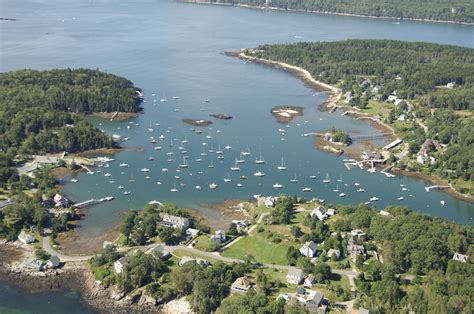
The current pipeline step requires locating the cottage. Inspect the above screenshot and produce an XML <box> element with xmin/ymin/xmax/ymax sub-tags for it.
<box><xmin>147</xmin><ymin>244</ymin><xmax>171</xmax><ymax>259</ymax></box>
<box><xmin>264</xmin><ymin>196</ymin><xmax>277</xmax><ymax>208</ymax></box>
<box><xmin>232</xmin><ymin>219</ymin><xmax>250</xmax><ymax>232</ymax></box>
<box><xmin>160</xmin><ymin>214</ymin><xmax>190</xmax><ymax>229</ymax></box>
<box><xmin>294</xmin><ymin>289</ymin><xmax>325</xmax><ymax>312</ymax></box>
<box><xmin>114</xmin><ymin>256</ymin><xmax>130</xmax><ymax>274</ymax></box>
<box><xmin>326</xmin><ymin>208</ymin><xmax>335</xmax><ymax>216</ymax></box>
<box><xmin>231</xmin><ymin>276</ymin><xmax>253</xmax><ymax>293</ymax></box>
<box><xmin>18</xmin><ymin>230</ymin><xmax>35</xmax><ymax>244</ymax></box>
<box><xmin>304</xmin><ymin>275</ymin><xmax>315</xmax><ymax>287</ymax></box>
<box><xmin>452</xmin><ymin>253</ymin><xmax>468</xmax><ymax>263</ymax></box>
<box><xmin>347</xmin><ymin>238</ymin><xmax>366</xmax><ymax>262</ymax></box>
<box><xmin>300</xmin><ymin>241</ymin><xmax>318</xmax><ymax>258</ymax></box>
<box><xmin>350</xmin><ymin>229</ymin><xmax>367</xmax><ymax>240</ymax></box>
<box><xmin>361</xmin><ymin>151</ymin><xmax>382</xmax><ymax>161</ymax></box>
<box><xmin>447</xmin><ymin>82</ymin><xmax>455</xmax><ymax>89</ymax></box>
<box><xmin>211</xmin><ymin>230</ymin><xmax>226</xmax><ymax>243</ymax></box>
<box><xmin>286</xmin><ymin>268</ymin><xmax>304</xmax><ymax>285</ymax></box>
<box><xmin>46</xmin><ymin>256</ymin><xmax>60</xmax><ymax>269</ymax></box>
<box><xmin>311</xmin><ymin>206</ymin><xmax>327</xmax><ymax>221</ymax></box>
<box><xmin>185</xmin><ymin>228</ymin><xmax>200</xmax><ymax>238</ymax></box>
<box><xmin>327</xmin><ymin>249</ymin><xmax>341</xmax><ymax>260</ymax></box>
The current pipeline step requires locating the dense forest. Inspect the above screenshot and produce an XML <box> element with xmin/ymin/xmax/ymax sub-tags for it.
<box><xmin>250</xmin><ymin>40</ymin><xmax>474</xmax><ymax>191</ymax></box>
<box><xmin>193</xmin><ymin>0</ymin><xmax>474</xmax><ymax>23</ymax></box>
<box><xmin>0</xmin><ymin>69</ymin><xmax>142</xmax><ymax>186</ymax></box>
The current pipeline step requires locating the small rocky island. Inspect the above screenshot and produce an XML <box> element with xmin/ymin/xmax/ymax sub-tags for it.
<box><xmin>315</xmin><ymin>129</ymin><xmax>352</xmax><ymax>156</ymax></box>
<box><xmin>182</xmin><ymin>119</ymin><xmax>213</xmax><ymax>126</ymax></box>
<box><xmin>271</xmin><ymin>106</ymin><xmax>304</xmax><ymax>123</ymax></box>
<box><xmin>210</xmin><ymin>114</ymin><xmax>232</xmax><ymax>120</ymax></box>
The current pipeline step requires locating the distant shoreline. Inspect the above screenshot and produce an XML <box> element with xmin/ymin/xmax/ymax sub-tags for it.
<box><xmin>179</xmin><ymin>0</ymin><xmax>474</xmax><ymax>26</ymax></box>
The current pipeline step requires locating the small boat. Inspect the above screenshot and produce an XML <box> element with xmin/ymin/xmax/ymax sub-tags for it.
<box><xmin>166</xmin><ymin>152</ymin><xmax>174</xmax><ymax>156</ymax></box>
<box><xmin>277</xmin><ymin>157</ymin><xmax>287</xmax><ymax>170</ymax></box>
<box><xmin>225</xmin><ymin>145</ymin><xmax>232</xmax><ymax>150</ymax></box>
<box><xmin>119</xmin><ymin>163</ymin><xmax>129</xmax><ymax>167</ymax></box>
<box><xmin>402</xmin><ymin>187</ymin><xmax>408</xmax><ymax>191</ymax></box>
<box><xmin>397</xmin><ymin>197</ymin><xmax>404</xmax><ymax>201</ymax></box>
<box><xmin>104</xmin><ymin>196</ymin><xmax>114</xmax><ymax>201</ymax></box>
<box><xmin>254</xmin><ymin>171</ymin><xmax>265</xmax><ymax>177</ymax></box>
<box><xmin>209</xmin><ymin>183</ymin><xmax>218</xmax><ymax>189</ymax></box>
<box><xmin>302</xmin><ymin>187</ymin><xmax>311</xmax><ymax>192</ymax></box>
<box><xmin>323</xmin><ymin>173</ymin><xmax>331</xmax><ymax>183</ymax></box>
<box><xmin>224</xmin><ymin>174</ymin><xmax>231</xmax><ymax>182</ymax></box>
<box><xmin>333</xmin><ymin>184</ymin><xmax>339</xmax><ymax>192</ymax></box>
<box><xmin>309</xmin><ymin>175</ymin><xmax>317</xmax><ymax>179</ymax></box>
<box><xmin>236</xmin><ymin>153</ymin><xmax>245</xmax><ymax>164</ymax></box>
<box><xmin>167</xmin><ymin>159</ymin><xmax>173</xmax><ymax>162</ymax></box>
<box><xmin>230</xmin><ymin>160</ymin><xmax>240</xmax><ymax>171</ymax></box>
<box><xmin>159</xmin><ymin>134</ymin><xmax>166</xmax><ymax>139</ymax></box>
<box><xmin>174</xmin><ymin>176</ymin><xmax>180</xmax><ymax>180</ymax></box>
<box><xmin>148</xmin><ymin>156</ymin><xmax>155</xmax><ymax>161</ymax></box>
<box><xmin>217</xmin><ymin>155</ymin><xmax>224</xmax><ymax>160</ymax></box>
<box><xmin>354</xmin><ymin>182</ymin><xmax>360</xmax><ymax>186</ymax></box>
<box><xmin>170</xmin><ymin>183</ymin><xmax>178</xmax><ymax>192</ymax></box>
<box><xmin>179</xmin><ymin>158</ymin><xmax>188</xmax><ymax>168</ymax></box>
<box><xmin>356</xmin><ymin>188</ymin><xmax>365</xmax><ymax>192</ymax></box>
<box><xmin>208</xmin><ymin>160</ymin><xmax>215</xmax><ymax>168</ymax></box>
<box><xmin>337</xmin><ymin>174</ymin><xmax>343</xmax><ymax>182</ymax></box>
<box><xmin>273</xmin><ymin>183</ymin><xmax>283</xmax><ymax>189</ymax></box>
<box><xmin>290</xmin><ymin>173</ymin><xmax>298</xmax><ymax>183</ymax></box>
<box><xmin>118</xmin><ymin>186</ymin><xmax>124</xmax><ymax>189</ymax></box>
<box><xmin>145</xmin><ymin>176</ymin><xmax>151</xmax><ymax>180</ymax></box>
<box><xmin>173</xmin><ymin>96</ymin><xmax>179</xmax><ymax>99</ymax></box>
<box><xmin>339</xmin><ymin>193</ymin><xmax>347</xmax><ymax>197</ymax></box>
<box><xmin>161</xmin><ymin>168</ymin><xmax>168</xmax><ymax>172</ymax></box>
<box><xmin>104</xmin><ymin>173</ymin><xmax>111</xmax><ymax>177</ymax></box>
<box><xmin>237</xmin><ymin>183</ymin><xmax>243</xmax><ymax>187</ymax></box>
<box><xmin>364</xmin><ymin>201</ymin><xmax>371</xmax><ymax>205</ymax></box>
<box><xmin>440</xmin><ymin>200</ymin><xmax>445</xmax><ymax>206</ymax></box>
<box><xmin>240</xmin><ymin>176</ymin><xmax>247</xmax><ymax>180</ymax></box>
<box><xmin>195</xmin><ymin>185</ymin><xmax>201</xmax><ymax>190</ymax></box>
<box><xmin>141</xmin><ymin>168</ymin><xmax>150</xmax><ymax>172</ymax></box>
<box><xmin>123</xmin><ymin>191</ymin><xmax>131</xmax><ymax>195</ymax></box>
<box><xmin>157</xmin><ymin>181</ymin><xmax>162</xmax><ymax>185</ymax></box>
<box><xmin>255</xmin><ymin>152</ymin><xmax>265</xmax><ymax>164</ymax></box>
<box><xmin>370</xmin><ymin>197</ymin><xmax>379</xmax><ymax>202</ymax></box>
<box><xmin>216</xmin><ymin>145</ymin><xmax>223</xmax><ymax>154</ymax></box>
<box><xmin>195</xmin><ymin>158</ymin><xmax>203</xmax><ymax>162</ymax></box>
<box><xmin>242</xmin><ymin>147</ymin><xmax>251</xmax><ymax>156</ymax></box>
<box><xmin>70</xmin><ymin>178</ymin><xmax>78</xmax><ymax>183</ymax></box>
<box><xmin>150</xmin><ymin>139</ymin><xmax>157</xmax><ymax>143</ymax></box>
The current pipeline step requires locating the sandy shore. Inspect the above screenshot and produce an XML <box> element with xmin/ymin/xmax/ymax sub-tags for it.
<box><xmin>180</xmin><ymin>0</ymin><xmax>473</xmax><ymax>25</ymax></box>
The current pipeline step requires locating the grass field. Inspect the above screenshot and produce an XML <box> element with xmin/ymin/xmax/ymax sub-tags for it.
<box><xmin>362</xmin><ymin>100</ymin><xmax>392</xmax><ymax>119</ymax></box>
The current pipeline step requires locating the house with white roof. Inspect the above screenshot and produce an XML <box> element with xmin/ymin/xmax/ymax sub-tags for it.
<box><xmin>452</xmin><ymin>252</ymin><xmax>468</xmax><ymax>263</ymax></box>
<box><xmin>160</xmin><ymin>214</ymin><xmax>190</xmax><ymax>229</ymax></box>
<box><xmin>18</xmin><ymin>230</ymin><xmax>35</xmax><ymax>245</ymax></box>
<box><xmin>327</xmin><ymin>249</ymin><xmax>341</xmax><ymax>260</ymax></box>
<box><xmin>114</xmin><ymin>256</ymin><xmax>130</xmax><ymax>274</ymax></box>
<box><xmin>300</xmin><ymin>241</ymin><xmax>318</xmax><ymax>257</ymax></box>
<box><xmin>286</xmin><ymin>268</ymin><xmax>304</xmax><ymax>285</ymax></box>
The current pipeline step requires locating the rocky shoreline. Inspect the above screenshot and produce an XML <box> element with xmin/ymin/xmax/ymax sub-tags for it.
<box><xmin>270</xmin><ymin>105</ymin><xmax>304</xmax><ymax>123</ymax></box>
<box><xmin>182</xmin><ymin>118</ymin><xmax>213</xmax><ymax>126</ymax></box>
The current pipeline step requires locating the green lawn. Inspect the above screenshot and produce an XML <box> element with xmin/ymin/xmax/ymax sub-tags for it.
<box><xmin>193</xmin><ymin>235</ymin><xmax>216</xmax><ymax>252</ymax></box>
<box><xmin>221</xmin><ymin>232</ymin><xmax>295</xmax><ymax>265</ymax></box>
<box><xmin>362</xmin><ymin>100</ymin><xmax>392</xmax><ymax>119</ymax></box>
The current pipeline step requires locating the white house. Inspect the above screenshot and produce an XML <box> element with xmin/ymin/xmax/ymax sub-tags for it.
<box><xmin>18</xmin><ymin>230</ymin><xmax>35</xmax><ymax>244</ymax></box>
<box><xmin>452</xmin><ymin>253</ymin><xmax>468</xmax><ymax>263</ymax></box>
<box><xmin>46</xmin><ymin>256</ymin><xmax>60</xmax><ymax>269</ymax></box>
<box><xmin>160</xmin><ymin>214</ymin><xmax>190</xmax><ymax>229</ymax></box>
<box><xmin>264</xmin><ymin>196</ymin><xmax>277</xmax><ymax>208</ymax></box>
<box><xmin>114</xmin><ymin>256</ymin><xmax>130</xmax><ymax>274</ymax></box>
<box><xmin>300</xmin><ymin>241</ymin><xmax>318</xmax><ymax>257</ymax></box>
<box><xmin>326</xmin><ymin>208</ymin><xmax>335</xmax><ymax>216</ymax></box>
<box><xmin>447</xmin><ymin>82</ymin><xmax>455</xmax><ymax>89</ymax></box>
<box><xmin>286</xmin><ymin>268</ymin><xmax>304</xmax><ymax>285</ymax></box>
<box><xmin>147</xmin><ymin>244</ymin><xmax>171</xmax><ymax>259</ymax></box>
<box><xmin>327</xmin><ymin>249</ymin><xmax>341</xmax><ymax>260</ymax></box>
<box><xmin>350</xmin><ymin>229</ymin><xmax>367</xmax><ymax>240</ymax></box>
<box><xmin>294</xmin><ymin>289</ymin><xmax>325</xmax><ymax>312</ymax></box>
<box><xmin>185</xmin><ymin>228</ymin><xmax>200</xmax><ymax>238</ymax></box>
<box><xmin>311</xmin><ymin>206</ymin><xmax>327</xmax><ymax>221</ymax></box>
<box><xmin>304</xmin><ymin>274</ymin><xmax>315</xmax><ymax>287</ymax></box>
<box><xmin>211</xmin><ymin>230</ymin><xmax>226</xmax><ymax>243</ymax></box>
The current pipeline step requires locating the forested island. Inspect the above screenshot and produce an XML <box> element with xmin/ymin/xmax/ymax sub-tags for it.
<box><xmin>240</xmin><ymin>39</ymin><xmax>474</xmax><ymax>195</ymax></box>
<box><xmin>0</xmin><ymin>69</ymin><xmax>142</xmax><ymax>187</ymax></box>
<box><xmin>182</xmin><ymin>0</ymin><xmax>474</xmax><ymax>24</ymax></box>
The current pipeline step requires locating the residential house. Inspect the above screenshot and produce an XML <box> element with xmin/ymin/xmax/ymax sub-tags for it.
<box><xmin>361</xmin><ymin>151</ymin><xmax>382</xmax><ymax>161</ymax></box>
<box><xmin>46</xmin><ymin>256</ymin><xmax>60</xmax><ymax>269</ymax></box>
<box><xmin>350</xmin><ymin>229</ymin><xmax>367</xmax><ymax>240</ymax></box>
<box><xmin>179</xmin><ymin>256</ymin><xmax>209</xmax><ymax>267</ymax></box>
<box><xmin>232</xmin><ymin>219</ymin><xmax>250</xmax><ymax>232</ymax></box>
<box><xmin>231</xmin><ymin>276</ymin><xmax>253</xmax><ymax>293</ymax></box>
<box><xmin>447</xmin><ymin>82</ymin><xmax>455</xmax><ymax>89</ymax></box>
<box><xmin>147</xmin><ymin>244</ymin><xmax>171</xmax><ymax>259</ymax></box>
<box><xmin>114</xmin><ymin>256</ymin><xmax>130</xmax><ymax>274</ymax></box>
<box><xmin>397</xmin><ymin>113</ymin><xmax>407</xmax><ymax>121</ymax></box>
<box><xmin>185</xmin><ymin>228</ymin><xmax>200</xmax><ymax>238</ymax></box>
<box><xmin>53</xmin><ymin>194</ymin><xmax>70</xmax><ymax>208</ymax></box>
<box><xmin>211</xmin><ymin>230</ymin><xmax>226</xmax><ymax>243</ymax></box>
<box><xmin>417</xmin><ymin>153</ymin><xmax>436</xmax><ymax>165</ymax></box>
<box><xmin>264</xmin><ymin>196</ymin><xmax>277</xmax><ymax>208</ymax></box>
<box><xmin>452</xmin><ymin>253</ymin><xmax>468</xmax><ymax>263</ymax></box>
<box><xmin>347</xmin><ymin>238</ymin><xmax>366</xmax><ymax>263</ymax></box>
<box><xmin>344</xmin><ymin>91</ymin><xmax>353</xmax><ymax>103</ymax></box>
<box><xmin>18</xmin><ymin>230</ymin><xmax>35</xmax><ymax>245</ymax></box>
<box><xmin>327</xmin><ymin>249</ymin><xmax>341</xmax><ymax>260</ymax></box>
<box><xmin>294</xmin><ymin>289</ymin><xmax>325</xmax><ymax>313</ymax></box>
<box><xmin>304</xmin><ymin>275</ymin><xmax>315</xmax><ymax>287</ymax></box>
<box><xmin>311</xmin><ymin>206</ymin><xmax>327</xmax><ymax>221</ymax></box>
<box><xmin>326</xmin><ymin>208</ymin><xmax>335</xmax><ymax>216</ymax></box>
<box><xmin>160</xmin><ymin>214</ymin><xmax>190</xmax><ymax>229</ymax></box>
<box><xmin>286</xmin><ymin>268</ymin><xmax>304</xmax><ymax>285</ymax></box>
<box><xmin>300</xmin><ymin>241</ymin><xmax>318</xmax><ymax>258</ymax></box>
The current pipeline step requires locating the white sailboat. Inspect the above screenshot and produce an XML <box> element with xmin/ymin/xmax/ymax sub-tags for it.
<box><xmin>290</xmin><ymin>173</ymin><xmax>298</xmax><ymax>183</ymax></box>
<box><xmin>208</xmin><ymin>160</ymin><xmax>214</xmax><ymax>168</ymax></box>
<box><xmin>277</xmin><ymin>157</ymin><xmax>287</xmax><ymax>170</ymax></box>
<box><xmin>224</xmin><ymin>173</ymin><xmax>231</xmax><ymax>182</ymax></box>
<box><xmin>170</xmin><ymin>183</ymin><xmax>178</xmax><ymax>192</ymax></box>
<box><xmin>255</xmin><ymin>152</ymin><xmax>265</xmax><ymax>164</ymax></box>
<box><xmin>337</xmin><ymin>174</ymin><xmax>343</xmax><ymax>182</ymax></box>
<box><xmin>236</xmin><ymin>152</ymin><xmax>245</xmax><ymax>164</ymax></box>
<box><xmin>230</xmin><ymin>160</ymin><xmax>240</xmax><ymax>171</ymax></box>
<box><xmin>273</xmin><ymin>183</ymin><xmax>283</xmax><ymax>189</ymax></box>
<box><xmin>254</xmin><ymin>171</ymin><xmax>265</xmax><ymax>177</ymax></box>
<box><xmin>209</xmin><ymin>183</ymin><xmax>218</xmax><ymax>189</ymax></box>
<box><xmin>323</xmin><ymin>173</ymin><xmax>331</xmax><ymax>183</ymax></box>
<box><xmin>179</xmin><ymin>157</ymin><xmax>188</xmax><ymax>168</ymax></box>
<box><xmin>242</xmin><ymin>147</ymin><xmax>251</xmax><ymax>156</ymax></box>
<box><xmin>333</xmin><ymin>184</ymin><xmax>339</xmax><ymax>192</ymax></box>
<box><xmin>302</xmin><ymin>187</ymin><xmax>311</xmax><ymax>192</ymax></box>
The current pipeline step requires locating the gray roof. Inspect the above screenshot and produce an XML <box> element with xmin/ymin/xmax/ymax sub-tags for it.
<box><xmin>312</xmin><ymin>291</ymin><xmax>324</xmax><ymax>306</ymax></box>
<box><xmin>287</xmin><ymin>267</ymin><xmax>304</xmax><ymax>278</ymax></box>
<box><xmin>49</xmin><ymin>255</ymin><xmax>60</xmax><ymax>265</ymax></box>
<box><xmin>301</xmin><ymin>241</ymin><xmax>317</xmax><ymax>251</ymax></box>
<box><xmin>117</xmin><ymin>256</ymin><xmax>130</xmax><ymax>265</ymax></box>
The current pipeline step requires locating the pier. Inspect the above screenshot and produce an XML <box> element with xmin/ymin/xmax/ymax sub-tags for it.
<box><xmin>73</xmin><ymin>196</ymin><xmax>114</xmax><ymax>208</ymax></box>
<box><xmin>424</xmin><ymin>185</ymin><xmax>451</xmax><ymax>192</ymax></box>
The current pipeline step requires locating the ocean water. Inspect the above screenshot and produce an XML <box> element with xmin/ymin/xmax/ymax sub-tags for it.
<box><xmin>1</xmin><ymin>0</ymin><xmax>473</xmax><ymax>311</ymax></box>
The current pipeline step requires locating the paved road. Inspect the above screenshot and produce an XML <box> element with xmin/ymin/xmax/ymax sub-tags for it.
<box><xmin>43</xmin><ymin>236</ymin><xmax>93</xmax><ymax>262</ymax></box>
